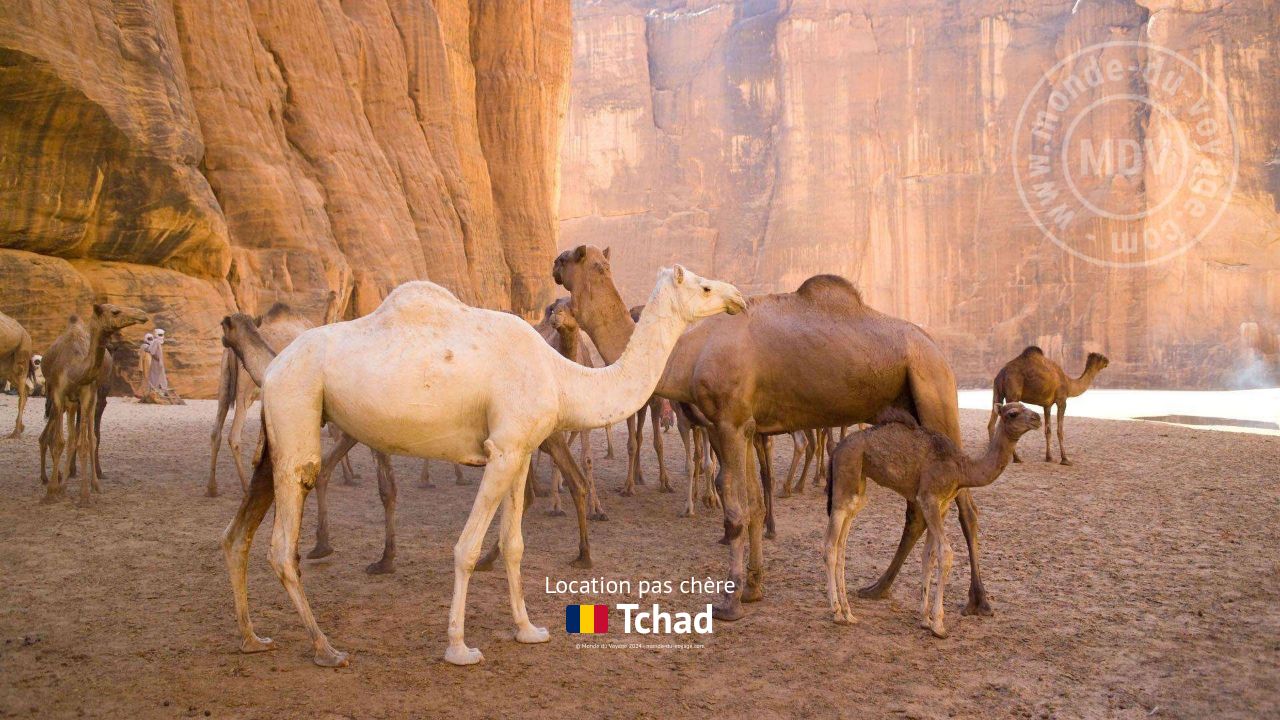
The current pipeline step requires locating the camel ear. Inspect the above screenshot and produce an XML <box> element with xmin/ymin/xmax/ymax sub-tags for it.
<box><xmin>603</xmin><ymin>246</ymin><xmax>611</xmax><ymax>260</ymax></box>
<box><xmin>573</xmin><ymin>245</ymin><xmax>587</xmax><ymax>262</ymax></box>
<box><xmin>673</xmin><ymin>265</ymin><xmax>686</xmax><ymax>284</ymax></box>
<box><xmin>93</xmin><ymin>304</ymin><xmax>105</xmax><ymax>317</ymax></box>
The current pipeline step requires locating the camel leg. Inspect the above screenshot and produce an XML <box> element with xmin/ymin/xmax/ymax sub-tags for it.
<box><xmin>603</xmin><ymin>423</ymin><xmax>615</xmax><ymax>459</ymax></box>
<box><xmin>339</xmin><ymin>454</ymin><xmax>357</xmax><ymax>485</ymax></box>
<box><xmin>92</xmin><ymin>391</ymin><xmax>106</xmax><ymax>484</ymax></box>
<box><xmin>66</xmin><ymin>405</ymin><xmax>80</xmax><ymax>479</ymax></box>
<box><xmin>546</xmin><ymin>444</ymin><xmax>566</xmax><ymax>516</ymax></box>
<box><xmin>268</xmin><ymin>467</ymin><xmax>348</xmax><ymax>667</ymax></box>
<box><xmin>858</xmin><ymin>502</ymin><xmax>925</xmax><ymax>599</ymax></box>
<box><xmin>955</xmin><ymin>489</ymin><xmax>992</xmax><ymax>616</ymax></box>
<box><xmin>454</xmin><ymin>463</ymin><xmax>468</xmax><ymax>485</ymax></box>
<box><xmin>75</xmin><ymin>391</ymin><xmax>97</xmax><ymax>505</ymax></box>
<box><xmin>498</xmin><ymin>452</ymin><xmax>549</xmax><ymax>646</ymax></box>
<box><xmin>779</xmin><ymin>432</ymin><xmax>802</xmax><ymax>497</ymax></box>
<box><xmin>796</xmin><ymin>429</ymin><xmax>816</xmax><ymax>493</ymax></box>
<box><xmin>221</xmin><ymin>434</ymin><xmax>277</xmax><ymax>654</ymax></box>
<box><xmin>7</xmin><ymin>354</ymin><xmax>29</xmax><ymax>439</ymax></box>
<box><xmin>919</xmin><ymin>499</ymin><xmax>952</xmax><ymax>638</ymax></box>
<box><xmin>365</xmin><ymin>450</ymin><xmax>397</xmax><ymax>574</ymax></box>
<box><xmin>622</xmin><ymin>413</ymin><xmax>640</xmax><ymax>495</ymax></box>
<box><xmin>307</xmin><ymin>432</ymin><xmax>358</xmax><ymax>560</ymax></box>
<box><xmin>446</xmin><ymin>440</ymin><xmax>527</xmax><ymax>666</ymax></box>
<box><xmin>42</xmin><ymin>405</ymin><xmax>67</xmax><ymax>503</ymax></box>
<box><xmin>825</xmin><ymin>446</ymin><xmax>866</xmax><ymax>624</ymax></box>
<box><xmin>753</xmin><ymin>434</ymin><xmax>776</xmax><ymax>539</ymax></box>
<box><xmin>1057</xmin><ymin>402</ymin><xmax>1071</xmax><ymax>465</ymax></box>
<box><xmin>814</xmin><ymin>430</ymin><xmax>829</xmax><ymax>489</ymax></box>
<box><xmin>710</xmin><ymin>420</ymin><xmax>764</xmax><ymax>621</ymax></box>
<box><xmin>579</xmin><ymin>428</ymin><xmax>606</xmax><ymax>521</ymax></box>
<box><xmin>227</xmin><ymin>386</ymin><xmax>255</xmax><ymax>494</ymax></box>
<box><xmin>679</xmin><ymin>420</ymin><xmax>697</xmax><ymax>517</ymax></box>
<box><xmin>419</xmin><ymin>460</ymin><xmax>435</xmax><ymax>488</ymax></box>
<box><xmin>1042</xmin><ymin>404</ymin><xmax>1053</xmax><ymax>462</ymax></box>
<box><xmin>652</xmin><ymin>402</ymin><xmax>673</xmax><ymax>492</ymax></box>
<box><xmin>39</xmin><ymin>415</ymin><xmax>52</xmax><ymax>485</ymax></box>
<box><xmin>546</xmin><ymin>433</ymin><xmax>596</xmax><ymax>564</ymax></box>
<box><xmin>207</xmin><ymin>352</ymin><xmax>236</xmax><ymax>497</ymax></box>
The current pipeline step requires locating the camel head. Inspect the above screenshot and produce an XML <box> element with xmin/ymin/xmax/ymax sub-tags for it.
<box><xmin>1085</xmin><ymin>352</ymin><xmax>1110</xmax><ymax>372</ymax></box>
<box><xmin>545</xmin><ymin>298</ymin><xmax>578</xmax><ymax>334</ymax></box>
<box><xmin>93</xmin><ymin>303</ymin><xmax>147</xmax><ymax>333</ymax></box>
<box><xmin>662</xmin><ymin>265</ymin><xmax>746</xmax><ymax>320</ymax></box>
<box><xmin>552</xmin><ymin>244</ymin><xmax>613</xmax><ymax>295</ymax></box>
<box><xmin>220</xmin><ymin>313</ymin><xmax>258</xmax><ymax>349</ymax></box>
<box><xmin>993</xmin><ymin>402</ymin><xmax>1041</xmax><ymax>439</ymax></box>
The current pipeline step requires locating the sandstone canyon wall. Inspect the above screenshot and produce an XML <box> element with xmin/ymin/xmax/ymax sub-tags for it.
<box><xmin>560</xmin><ymin>0</ymin><xmax>1280</xmax><ymax>388</ymax></box>
<box><xmin>0</xmin><ymin>0</ymin><xmax>571</xmax><ymax>397</ymax></box>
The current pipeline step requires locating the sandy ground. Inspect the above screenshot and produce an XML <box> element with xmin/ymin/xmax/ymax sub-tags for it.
<box><xmin>0</xmin><ymin>395</ymin><xmax>1277</xmax><ymax>719</ymax></box>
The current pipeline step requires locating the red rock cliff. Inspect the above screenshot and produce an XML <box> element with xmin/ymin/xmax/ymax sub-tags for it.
<box><xmin>0</xmin><ymin>0</ymin><xmax>571</xmax><ymax>397</ymax></box>
<box><xmin>560</xmin><ymin>0</ymin><xmax>1280</xmax><ymax>388</ymax></box>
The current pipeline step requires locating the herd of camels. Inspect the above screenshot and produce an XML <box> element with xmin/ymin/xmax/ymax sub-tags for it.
<box><xmin>0</xmin><ymin>244</ymin><xmax>1112</xmax><ymax>666</ymax></box>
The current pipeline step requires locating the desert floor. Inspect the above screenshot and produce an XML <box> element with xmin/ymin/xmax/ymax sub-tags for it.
<box><xmin>0</xmin><ymin>395</ymin><xmax>1276</xmax><ymax>719</ymax></box>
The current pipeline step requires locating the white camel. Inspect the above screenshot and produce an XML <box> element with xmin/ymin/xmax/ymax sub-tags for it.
<box><xmin>222</xmin><ymin>266</ymin><xmax>745</xmax><ymax>667</ymax></box>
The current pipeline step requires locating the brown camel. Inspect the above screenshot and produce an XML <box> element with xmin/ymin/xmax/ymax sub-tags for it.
<box><xmin>989</xmin><ymin>346</ymin><xmax>1109</xmax><ymax>465</ymax></box>
<box><xmin>39</xmin><ymin>305</ymin><xmax>147</xmax><ymax>504</ymax></box>
<box><xmin>0</xmin><ymin>310</ymin><xmax>34</xmax><ymax>439</ymax></box>
<box><xmin>537</xmin><ymin>298</ymin><xmax>606</xmax><ymax>520</ymax></box>
<box><xmin>620</xmin><ymin>305</ymin><xmax>680</xmax><ymax>496</ymax></box>
<box><xmin>40</xmin><ymin>332</ymin><xmax>124</xmax><ymax>485</ymax></box>
<box><xmin>554</xmin><ymin>245</ymin><xmax>987</xmax><ymax>621</ymax></box>
<box><xmin>219</xmin><ymin>313</ymin><xmax>402</xmax><ymax>574</ymax></box>
<box><xmin>208</xmin><ymin>302</ymin><xmax>320</xmax><ymax>496</ymax></box>
<box><xmin>826</xmin><ymin>404</ymin><xmax>1040</xmax><ymax>637</ymax></box>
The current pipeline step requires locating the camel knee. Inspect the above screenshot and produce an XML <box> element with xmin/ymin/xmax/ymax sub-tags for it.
<box><xmin>454</xmin><ymin>541</ymin><xmax>484</xmax><ymax>573</ymax></box>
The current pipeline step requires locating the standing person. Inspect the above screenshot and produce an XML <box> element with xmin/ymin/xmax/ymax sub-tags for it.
<box><xmin>139</xmin><ymin>332</ymin><xmax>154</xmax><ymax>397</ymax></box>
<box><xmin>145</xmin><ymin>328</ymin><xmax>170</xmax><ymax>395</ymax></box>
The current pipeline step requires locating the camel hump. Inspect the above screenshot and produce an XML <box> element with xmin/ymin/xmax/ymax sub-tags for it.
<box><xmin>258</xmin><ymin>302</ymin><xmax>295</xmax><ymax>323</ymax></box>
<box><xmin>1019</xmin><ymin>345</ymin><xmax>1044</xmax><ymax>358</ymax></box>
<box><xmin>378</xmin><ymin>281</ymin><xmax>464</xmax><ymax>318</ymax></box>
<box><xmin>796</xmin><ymin>275</ymin><xmax>864</xmax><ymax>306</ymax></box>
<box><xmin>873</xmin><ymin>407</ymin><xmax>919</xmax><ymax>428</ymax></box>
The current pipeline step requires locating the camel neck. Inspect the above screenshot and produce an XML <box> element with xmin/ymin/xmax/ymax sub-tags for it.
<box><xmin>556</xmin><ymin>278</ymin><xmax>686</xmax><ymax>431</ymax></box>
<box><xmin>83</xmin><ymin>322</ymin><xmax>107</xmax><ymax>385</ymax></box>
<box><xmin>556</xmin><ymin>329</ymin><xmax>579</xmax><ymax>361</ymax></box>
<box><xmin>231</xmin><ymin>330</ymin><xmax>278</xmax><ymax>386</ymax></box>
<box><xmin>963</xmin><ymin>428</ymin><xmax>1019</xmax><ymax>488</ymax></box>
<box><xmin>1067</xmin><ymin>364</ymin><xmax>1102</xmax><ymax>398</ymax></box>
<box><xmin>572</xmin><ymin>282</ymin><xmax>634</xmax><ymax>365</ymax></box>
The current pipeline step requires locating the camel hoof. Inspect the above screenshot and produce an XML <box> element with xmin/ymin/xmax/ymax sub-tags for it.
<box><xmin>618</xmin><ymin>488</ymin><xmax>634</xmax><ymax>498</ymax></box>
<box><xmin>240</xmin><ymin>635</ymin><xmax>276</xmax><ymax>654</ymax></box>
<box><xmin>545</xmin><ymin>509</ymin><xmax>567</xmax><ymax>517</ymax></box>
<box><xmin>5</xmin><ymin>431</ymin><xmax>21</xmax><ymax>440</ymax></box>
<box><xmin>833</xmin><ymin>610</ymin><xmax>857</xmax><ymax>626</ymax></box>
<box><xmin>1012</xmin><ymin>457</ymin><xmax>1023</xmax><ymax>464</ymax></box>
<box><xmin>712</xmin><ymin>601</ymin><xmax>745</xmax><ymax>622</ymax></box>
<box><xmin>857</xmin><ymin>584</ymin><xmax>889</xmax><ymax>600</ymax></box>
<box><xmin>205</xmin><ymin>488</ymin><xmax>219</xmax><ymax>498</ymax></box>
<box><xmin>307</xmin><ymin>544</ymin><xmax>334</xmax><ymax>560</ymax></box>
<box><xmin>365</xmin><ymin>559</ymin><xmax>395</xmax><ymax>575</ymax></box>
<box><xmin>444</xmin><ymin>645</ymin><xmax>483</xmax><ymax>666</ymax></box>
<box><xmin>776</xmin><ymin>490</ymin><xmax>791</xmax><ymax>499</ymax></box>
<box><xmin>39</xmin><ymin>492</ymin><xmax>63</xmax><ymax>505</ymax></box>
<box><xmin>588</xmin><ymin>512</ymin><xmax>609</xmax><ymax>522</ymax></box>
<box><xmin>532</xmin><ymin>485</ymin><xmax>550</xmax><ymax>498</ymax></box>
<box><xmin>678</xmin><ymin>508</ymin><xmax>695</xmax><ymax>518</ymax></box>
<box><xmin>962</xmin><ymin>598</ymin><xmax>994</xmax><ymax>617</ymax></box>
<box><xmin>455</xmin><ymin>478</ymin><xmax>472</xmax><ymax>486</ymax></box>
<box><xmin>929</xmin><ymin>624</ymin><xmax>949</xmax><ymax>639</ymax></box>
<box><xmin>764</xmin><ymin>529</ymin><xmax>776</xmax><ymax>540</ymax></box>
<box><xmin>717</xmin><ymin>535</ymin><xmax>730</xmax><ymax>545</ymax></box>
<box><xmin>742</xmin><ymin>585</ymin><xmax>764</xmax><ymax>603</ymax></box>
<box><xmin>515</xmin><ymin>625</ymin><xmax>550</xmax><ymax>644</ymax></box>
<box><xmin>313</xmin><ymin>646</ymin><xmax>349</xmax><ymax>668</ymax></box>
<box><xmin>419</xmin><ymin>481</ymin><xmax>437</xmax><ymax>489</ymax></box>
<box><xmin>658</xmin><ymin>484</ymin><xmax>675</xmax><ymax>494</ymax></box>
<box><xmin>569</xmin><ymin>555</ymin><xmax>592</xmax><ymax>570</ymax></box>
<box><xmin>1060</xmin><ymin>459</ymin><xmax>1073</xmax><ymax>466</ymax></box>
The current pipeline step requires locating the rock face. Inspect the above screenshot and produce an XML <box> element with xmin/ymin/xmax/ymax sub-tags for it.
<box><xmin>560</xmin><ymin>0</ymin><xmax>1280</xmax><ymax>388</ymax></box>
<box><xmin>0</xmin><ymin>0</ymin><xmax>570</xmax><ymax>397</ymax></box>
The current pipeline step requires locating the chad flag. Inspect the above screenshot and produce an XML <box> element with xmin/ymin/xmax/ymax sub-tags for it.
<box><xmin>565</xmin><ymin>604</ymin><xmax>609</xmax><ymax>634</ymax></box>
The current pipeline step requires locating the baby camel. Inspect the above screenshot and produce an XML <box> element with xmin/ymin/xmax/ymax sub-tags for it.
<box><xmin>223</xmin><ymin>267</ymin><xmax>744</xmax><ymax>668</ymax></box>
<box><xmin>825</xmin><ymin>403</ymin><xmax>1041</xmax><ymax>638</ymax></box>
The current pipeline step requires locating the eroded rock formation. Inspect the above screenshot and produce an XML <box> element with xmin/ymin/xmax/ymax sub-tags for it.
<box><xmin>560</xmin><ymin>0</ymin><xmax>1280</xmax><ymax>388</ymax></box>
<box><xmin>0</xmin><ymin>0</ymin><xmax>570</xmax><ymax>397</ymax></box>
